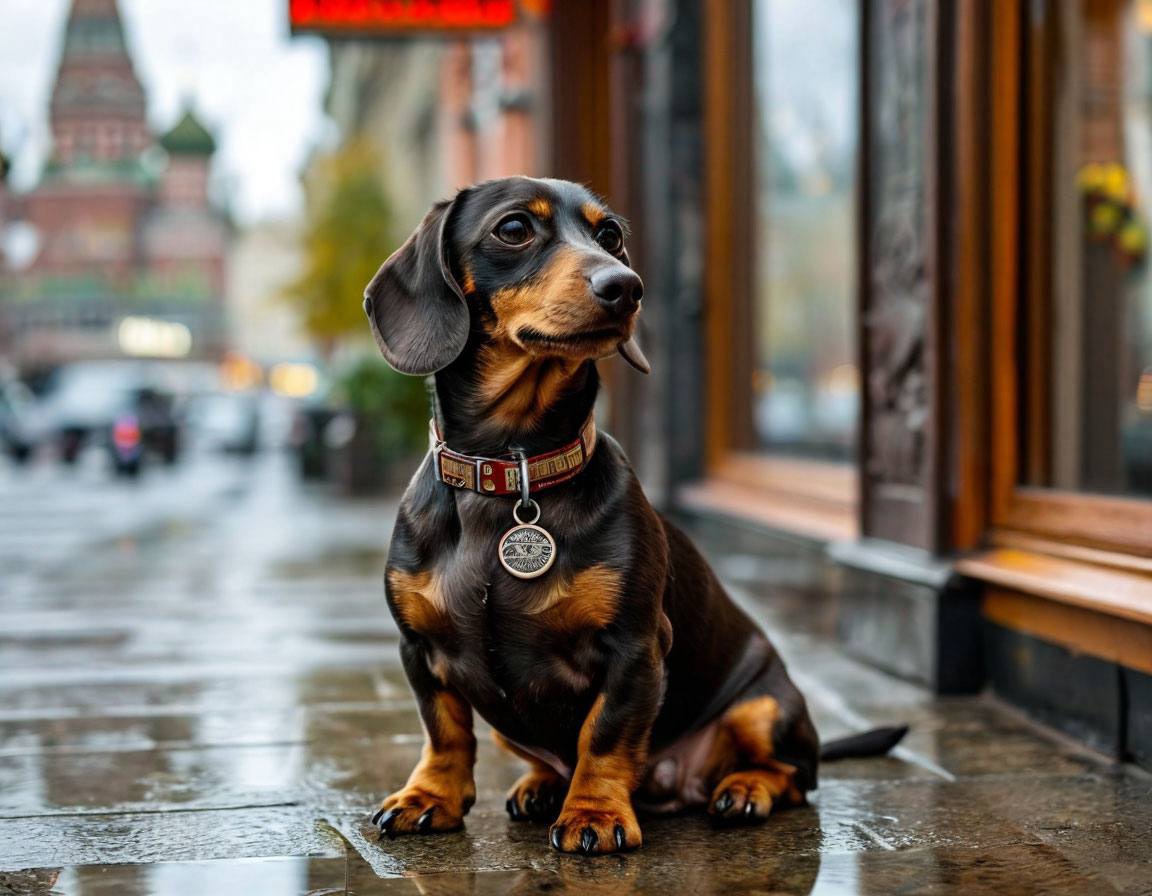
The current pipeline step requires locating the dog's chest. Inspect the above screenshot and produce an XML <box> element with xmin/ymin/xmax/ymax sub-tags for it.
<box><xmin>387</xmin><ymin>548</ymin><xmax>616</xmax><ymax>712</ymax></box>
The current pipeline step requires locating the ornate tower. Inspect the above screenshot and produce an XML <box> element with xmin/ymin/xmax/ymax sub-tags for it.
<box><xmin>23</xmin><ymin>0</ymin><xmax>152</xmax><ymax>283</ymax></box>
<box><xmin>157</xmin><ymin>108</ymin><xmax>216</xmax><ymax>209</ymax></box>
<box><xmin>48</xmin><ymin>0</ymin><xmax>150</xmax><ymax>168</ymax></box>
<box><xmin>145</xmin><ymin>106</ymin><xmax>229</xmax><ymax>301</ymax></box>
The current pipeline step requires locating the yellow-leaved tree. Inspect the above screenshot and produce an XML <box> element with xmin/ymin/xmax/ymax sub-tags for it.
<box><xmin>283</xmin><ymin>139</ymin><xmax>393</xmax><ymax>348</ymax></box>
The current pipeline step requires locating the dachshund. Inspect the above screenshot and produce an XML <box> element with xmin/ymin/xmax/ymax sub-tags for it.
<box><xmin>363</xmin><ymin>176</ymin><xmax>905</xmax><ymax>855</ymax></box>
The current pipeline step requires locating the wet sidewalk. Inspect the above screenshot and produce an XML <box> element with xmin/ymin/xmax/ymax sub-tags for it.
<box><xmin>1</xmin><ymin>453</ymin><xmax>1150</xmax><ymax>895</ymax></box>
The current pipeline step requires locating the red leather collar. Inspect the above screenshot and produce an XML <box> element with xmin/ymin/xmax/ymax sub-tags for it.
<box><xmin>429</xmin><ymin>416</ymin><xmax>597</xmax><ymax>496</ymax></box>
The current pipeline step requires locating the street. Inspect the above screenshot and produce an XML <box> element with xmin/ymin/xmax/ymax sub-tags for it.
<box><xmin>1</xmin><ymin>451</ymin><xmax>1150</xmax><ymax>894</ymax></box>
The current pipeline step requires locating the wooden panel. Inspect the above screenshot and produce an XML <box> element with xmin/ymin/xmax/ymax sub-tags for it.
<box><xmin>547</xmin><ymin>0</ymin><xmax>612</xmax><ymax>191</ymax></box>
<box><xmin>702</xmin><ymin>0</ymin><xmax>755</xmax><ymax>465</ymax></box>
<box><xmin>858</xmin><ymin>0</ymin><xmax>944</xmax><ymax>550</ymax></box>
<box><xmin>989</xmin><ymin>529</ymin><xmax>1152</xmax><ymax>576</ymax></box>
<box><xmin>999</xmin><ymin>489</ymin><xmax>1152</xmax><ymax>558</ymax></box>
<box><xmin>1022</xmin><ymin>0</ymin><xmax>1053</xmax><ymax>486</ymax></box>
<box><xmin>988</xmin><ymin>0</ymin><xmax>1022</xmax><ymax>529</ymax></box>
<box><xmin>959</xmin><ymin>548</ymin><xmax>1152</xmax><ymax>627</ymax></box>
<box><xmin>948</xmin><ymin>0</ymin><xmax>990</xmax><ymax>551</ymax></box>
<box><xmin>983</xmin><ymin>586</ymin><xmax>1152</xmax><ymax>675</ymax></box>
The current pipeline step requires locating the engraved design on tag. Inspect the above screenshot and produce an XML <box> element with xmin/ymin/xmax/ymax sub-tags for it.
<box><xmin>498</xmin><ymin>524</ymin><xmax>557</xmax><ymax>579</ymax></box>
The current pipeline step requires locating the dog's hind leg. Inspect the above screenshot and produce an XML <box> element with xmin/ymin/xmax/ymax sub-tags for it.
<box><xmin>494</xmin><ymin>731</ymin><xmax>570</xmax><ymax>823</ymax></box>
<box><xmin>705</xmin><ymin>693</ymin><xmax>814</xmax><ymax>826</ymax></box>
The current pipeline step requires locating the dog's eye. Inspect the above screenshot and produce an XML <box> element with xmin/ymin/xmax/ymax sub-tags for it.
<box><xmin>594</xmin><ymin>222</ymin><xmax>624</xmax><ymax>255</ymax></box>
<box><xmin>494</xmin><ymin>215</ymin><xmax>534</xmax><ymax>246</ymax></box>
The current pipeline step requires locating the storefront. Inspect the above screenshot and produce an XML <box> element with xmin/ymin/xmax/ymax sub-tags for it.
<box><xmin>551</xmin><ymin>0</ymin><xmax>1152</xmax><ymax>766</ymax></box>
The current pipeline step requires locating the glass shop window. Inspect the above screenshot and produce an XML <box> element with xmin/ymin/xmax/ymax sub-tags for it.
<box><xmin>750</xmin><ymin>0</ymin><xmax>860</xmax><ymax>460</ymax></box>
<box><xmin>1024</xmin><ymin>0</ymin><xmax>1152</xmax><ymax>496</ymax></box>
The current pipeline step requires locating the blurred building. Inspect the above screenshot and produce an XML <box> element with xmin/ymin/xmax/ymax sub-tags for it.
<box><xmin>323</xmin><ymin>41</ymin><xmax>447</xmax><ymax>234</ymax></box>
<box><xmin>226</xmin><ymin>220</ymin><xmax>315</xmax><ymax>365</ymax></box>
<box><xmin>318</xmin><ymin>15</ymin><xmax>549</xmax><ymax>236</ymax></box>
<box><xmin>0</xmin><ymin>0</ymin><xmax>230</xmax><ymax>371</ymax></box>
<box><xmin>0</xmin><ymin>139</ymin><xmax>11</xmax><ymax>270</ymax></box>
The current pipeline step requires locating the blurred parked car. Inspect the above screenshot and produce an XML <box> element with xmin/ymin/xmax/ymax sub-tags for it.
<box><xmin>39</xmin><ymin>362</ymin><xmax>182</xmax><ymax>474</ymax></box>
<box><xmin>188</xmin><ymin>392</ymin><xmax>261</xmax><ymax>455</ymax></box>
<box><xmin>0</xmin><ymin>371</ymin><xmax>49</xmax><ymax>463</ymax></box>
<box><xmin>290</xmin><ymin>397</ymin><xmax>336</xmax><ymax>480</ymax></box>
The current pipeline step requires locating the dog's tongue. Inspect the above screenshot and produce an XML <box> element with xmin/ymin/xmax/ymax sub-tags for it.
<box><xmin>618</xmin><ymin>336</ymin><xmax>651</xmax><ymax>374</ymax></box>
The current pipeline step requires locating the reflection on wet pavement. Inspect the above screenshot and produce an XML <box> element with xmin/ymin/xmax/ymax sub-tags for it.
<box><xmin>1</xmin><ymin>454</ymin><xmax>1150</xmax><ymax>894</ymax></box>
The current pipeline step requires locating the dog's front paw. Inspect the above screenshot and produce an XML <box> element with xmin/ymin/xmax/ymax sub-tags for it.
<box><xmin>371</xmin><ymin>787</ymin><xmax>472</xmax><ymax>837</ymax></box>
<box><xmin>506</xmin><ymin>769</ymin><xmax>568</xmax><ymax>823</ymax></box>
<box><xmin>549</xmin><ymin>801</ymin><xmax>641</xmax><ymax>854</ymax></box>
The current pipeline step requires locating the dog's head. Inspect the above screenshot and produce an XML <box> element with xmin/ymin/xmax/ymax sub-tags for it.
<box><xmin>364</xmin><ymin>177</ymin><xmax>648</xmax><ymax>377</ymax></box>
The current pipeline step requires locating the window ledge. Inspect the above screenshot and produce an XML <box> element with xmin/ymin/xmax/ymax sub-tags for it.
<box><xmin>956</xmin><ymin>547</ymin><xmax>1152</xmax><ymax>627</ymax></box>
<box><xmin>677</xmin><ymin>474</ymin><xmax>858</xmax><ymax>543</ymax></box>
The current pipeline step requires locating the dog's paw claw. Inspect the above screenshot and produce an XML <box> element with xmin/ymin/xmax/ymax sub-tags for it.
<box><xmin>549</xmin><ymin>805</ymin><xmax>641</xmax><ymax>854</ymax></box>
<box><xmin>370</xmin><ymin>788</ymin><xmax>467</xmax><ymax>837</ymax></box>
<box><xmin>376</xmin><ymin>808</ymin><xmax>400</xmax><ymax>837</ymax></box>
<box><xmin>506</xmin><ymin>771</ymin><xmax>568</xmax><ymax>823</ymax></box>
<box><xmin>707</xmin><ymin>771</ymin><xmax>775</xmax><ymax>826</ymax></box>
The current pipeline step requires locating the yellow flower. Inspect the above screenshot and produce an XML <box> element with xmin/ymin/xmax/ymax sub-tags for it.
<box><xmin>1091</xmin><ymin>202</ymin><xmax>1121</xmax><ymax>234</ymax></box>
<box><xmin>1078</xmin><ymin>162</ymin><xmax>1106</xmax><ymax>191</ymax></box>
<box><xmin>1103</xmin><ymin>164</ymin><xmax>1130</xmax><ymax>201</ymax></box>
<box><xmin>1119</xmin><ymin>222</ymin><xmax>1148</xmax><ymax>256</ymax></box>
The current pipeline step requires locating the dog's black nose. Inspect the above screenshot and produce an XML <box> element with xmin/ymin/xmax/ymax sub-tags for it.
<box><xmin>590</xmin><ymin>267</ymin><xmax>643</xmax><ymax>316</ymax></box>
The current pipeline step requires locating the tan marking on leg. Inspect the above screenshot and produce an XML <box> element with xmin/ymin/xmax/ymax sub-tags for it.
<box><xmin>705</xmin><ymin>695</ymin><xmax>804</xmax><ymax>822</ymax></box>
<box><xmin>723</xmin><ymin>695</ymin><xmax>780</xmax><ymax>765</ymax></box>
<box><xmin>551</xmin><ymin>650</ymin><xmax>658</xmax><ymax>853</ymax></box>
<box><xmin>376</xmin><ymin>690</ymin><xmax>476</xmax><ymax>834</ymax></box>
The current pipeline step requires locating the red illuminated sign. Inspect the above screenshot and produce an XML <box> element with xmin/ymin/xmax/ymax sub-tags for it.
<box><xmin>289</xmin><ymin>0</ymin><xmax>524</xmax><ymax>34</ymax></box>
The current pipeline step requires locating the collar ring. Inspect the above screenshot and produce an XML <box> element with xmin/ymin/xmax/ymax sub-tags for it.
<box><xmin>515</xmin><ymin>450</ymin><xmax>532</xmax><ymax>510</ymax></box>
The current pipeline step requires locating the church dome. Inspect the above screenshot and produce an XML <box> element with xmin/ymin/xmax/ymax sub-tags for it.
<box><xmin>159</xmin><ymin>108</ymin><xmax>217</xmax><ymax>156</ymax></box>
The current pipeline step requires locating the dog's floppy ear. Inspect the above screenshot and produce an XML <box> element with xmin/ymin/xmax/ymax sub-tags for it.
<box><xmin>364</xmin><ymin>197</ymin><xmax>468</xmax><ymax>376</ymax></box>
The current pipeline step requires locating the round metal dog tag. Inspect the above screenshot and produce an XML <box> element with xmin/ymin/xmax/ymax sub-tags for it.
<box><xmin>499</xmin><ymin>501</ymin><xmax>556</xmax><ymax>579</ymax></box>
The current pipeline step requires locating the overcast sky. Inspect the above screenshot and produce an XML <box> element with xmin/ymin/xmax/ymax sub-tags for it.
<box><xmin>0</xmin><ymin>0</ymin><xmax>331</xmax><ymax>225</ymax></box>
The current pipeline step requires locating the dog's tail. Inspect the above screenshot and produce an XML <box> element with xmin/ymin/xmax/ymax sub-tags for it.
<box><xmin>819</xmin><ymin>724</ymin><xmax>908</xmax><ymax>761</ymax></box>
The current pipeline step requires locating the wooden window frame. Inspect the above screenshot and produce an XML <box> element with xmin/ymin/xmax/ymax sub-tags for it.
<box><xmin>690</xmin><ymin>0</ymin><xmax>858</xmax><ymax>542</ymax></box>
<box><xmin>987</xmin><ymin>0</ymin><xmax>1152</xmax><ymax>563</ymax></box>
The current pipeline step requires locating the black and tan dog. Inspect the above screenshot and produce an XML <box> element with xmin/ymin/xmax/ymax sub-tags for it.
<box><xmin>364</xmin><ymin>176</ymin><xmax>904</xmax><ymax>855</ymax></box>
